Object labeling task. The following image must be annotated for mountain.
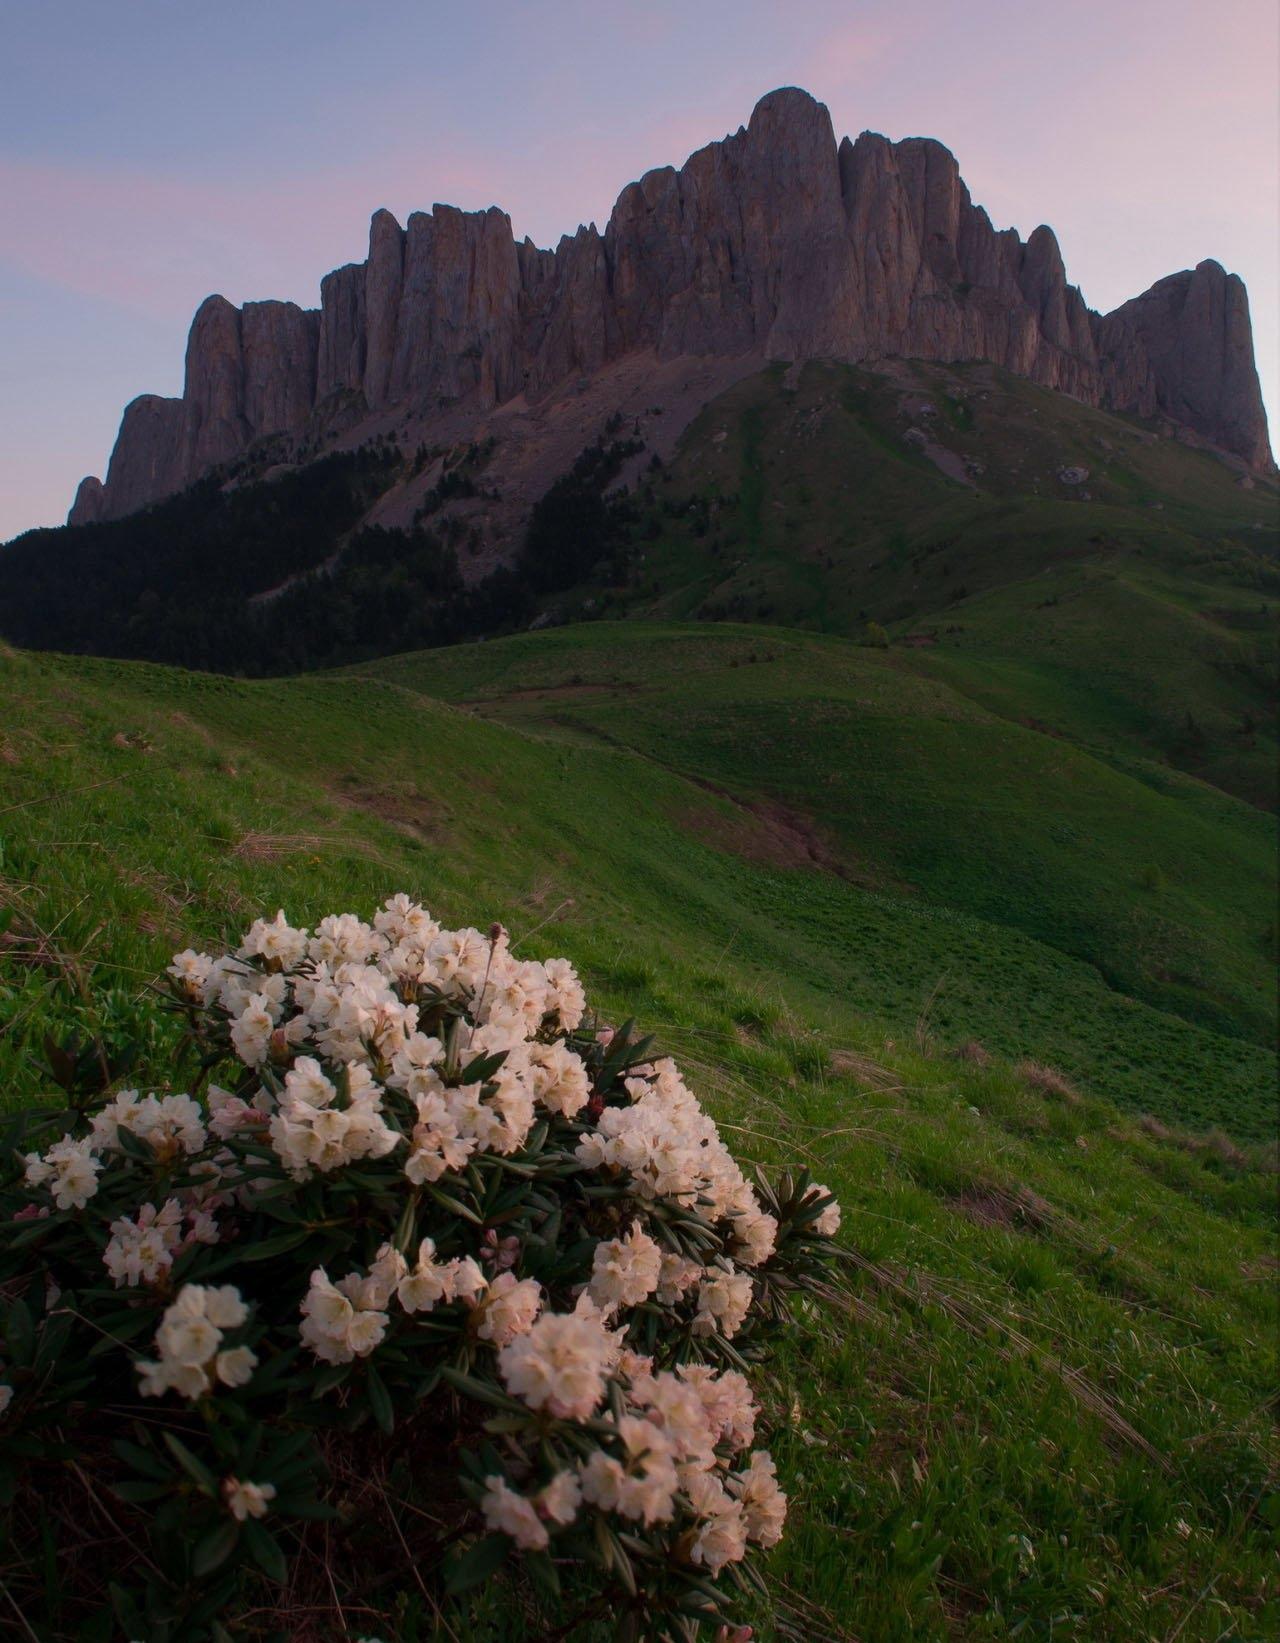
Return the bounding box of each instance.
[66,87,1272,530]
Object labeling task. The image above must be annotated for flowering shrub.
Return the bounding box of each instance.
[1,897,841,1640]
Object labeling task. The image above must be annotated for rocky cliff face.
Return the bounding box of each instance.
[69,88,1273,525]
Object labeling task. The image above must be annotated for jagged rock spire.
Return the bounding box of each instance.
[69,87,1273,524]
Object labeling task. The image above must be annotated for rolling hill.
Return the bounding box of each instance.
[1,636,1275,1639]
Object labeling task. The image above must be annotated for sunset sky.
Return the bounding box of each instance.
[2,0,1276,541]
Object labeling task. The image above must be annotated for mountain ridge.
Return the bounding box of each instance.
[68,87,1274,527]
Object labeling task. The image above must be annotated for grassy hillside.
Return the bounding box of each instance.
[583,360,1279,811]
[1,642,1275,1641]
[361,623,1276,1138]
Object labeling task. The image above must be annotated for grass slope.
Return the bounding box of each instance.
[360,623,1276,1139]
[591,360,1279,811]
[2,643,1275,1641]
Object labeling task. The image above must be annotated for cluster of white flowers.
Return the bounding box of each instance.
[103,1197,218,1287]
[498,1302,622,1421]
[22,1135,99,1210]
[299,1241,495,1364]
[91,1090,206,1159]
[587,1221,663,1311]
[23,1089,211,1214]
[268,1057,400,1177]
[576,1059,779,1273]
[166,903,596,1192]
[16,897,842,1623]
[138,1285,256,1399]
[692,1265,755,1339]
[481,1291,782,1569]
[480,1469,582,1551]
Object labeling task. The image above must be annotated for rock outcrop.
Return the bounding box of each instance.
[70,87,1274,523]
[1095,260,1273,472]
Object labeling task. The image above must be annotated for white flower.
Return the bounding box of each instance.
[807,1184,841,1237]
[425,926,492,999]
[230,994,277,1067]
[693,1266,754,1340]
[374,894,439,947]
[308,913,386,968]
[474,1273,542,1347]
[537,1470,581,1526]
[541,957,586,1030]
[23,1136,100,1209]
[268,1064,400,1177]
[215,1346,258,1387]
[208,1083,272,1140]
[103,1199,184,1287]
[481,1475,548,1550]
[239,909,309,971]
[587,1222,663,1312]
[579,1416,679,1526]
[91,1091,206,1160]
[732,1449,787,1546]
[282,1056,337,1108]
[690,1495,749,1573]
[138,1285,255,1400]
[498,1309,616,1421]
[168,948,213,998]
[629,1369,716,1469]
[396,1237,483,1314]
[447,1256,487,1304]
[223,1476,277,1521]
[299,1267,388,1364]
[526,1041,591,1118]
[677,1364,758,1450]
[730,1207,778,1267]
[0,1385,12,1416]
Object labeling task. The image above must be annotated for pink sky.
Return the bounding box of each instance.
[1,0,1275,539]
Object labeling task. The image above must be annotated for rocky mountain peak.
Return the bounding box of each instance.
[67,88,1274,526]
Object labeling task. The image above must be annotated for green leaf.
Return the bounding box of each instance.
[459,1048,509,1085]
[242,1519,287,1583]
[111,1479,174,1505]
[392,1189,418,1254]
[163,1432,216,1495]
[5,1299,35,1369]
[365,1362,394,1435]
[443,1532,510,1594]
[523,1548,562,1600]
[238,1226,313,1261]
[439,1365,525,1412]
[426,1185,483,1225]
[114,1123,154,1162]
[192,1519,240,1577]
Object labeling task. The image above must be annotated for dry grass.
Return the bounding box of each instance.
[832,1252,1173,1474]
[953,1180,1057,1234]
[952,1039,991,1067]
[1016,1059,1082,1104]
[229,831,328,863]
[830,1049,900,1092]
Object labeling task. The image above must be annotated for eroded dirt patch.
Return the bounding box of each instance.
[332,776,450,845]
[676,777,903,893]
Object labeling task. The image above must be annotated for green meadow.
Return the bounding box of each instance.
[2,637,1275,1640]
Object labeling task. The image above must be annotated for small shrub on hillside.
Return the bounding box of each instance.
[0,898,841,1640]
